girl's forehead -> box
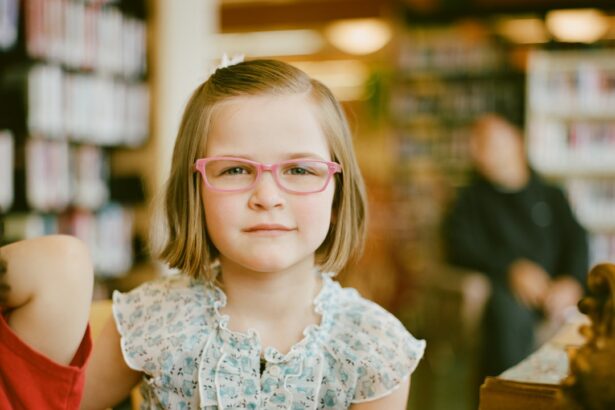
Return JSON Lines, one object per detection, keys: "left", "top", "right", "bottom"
{"left": 205, "top": 94, "right": 332, "bottom": 158}
{"left": 211, "top": 93, "right": 316, "bottom": 124}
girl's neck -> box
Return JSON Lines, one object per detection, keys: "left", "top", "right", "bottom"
{"left": 217, "top": 257, "right": 322, "bottom": 328}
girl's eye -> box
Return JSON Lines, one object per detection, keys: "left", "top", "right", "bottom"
{"left": 287, "top": 166, "right": 313, "bottom": 176}
{"left": 221, "top": 166, "right": 249, "bottom": 176}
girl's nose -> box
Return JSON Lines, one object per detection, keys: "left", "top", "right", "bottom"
{"left": 248, "top": 172, "right": 285, "bottom": 210}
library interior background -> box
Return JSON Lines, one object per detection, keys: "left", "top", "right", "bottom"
{"left": 1, "top": 0, "right": 615, "bottom": 409}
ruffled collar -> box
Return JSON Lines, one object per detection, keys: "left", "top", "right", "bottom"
{"left": 204, "top": 271, "right": 338, "bottom": 364}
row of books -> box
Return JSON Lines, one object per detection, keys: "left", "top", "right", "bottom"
{"left": 25, "top": 138, "right": 109, "bottom": 211}
{"left": 0, "top": 130, "right": 13, "bottom": 211}
{"left": 28, "top": 63, "right": 149, "bottom": 145}
{"left": 24, "top": 0, "right": 147, "bottom": 78}
{"left": 0, "top": 0, "right": 18, "bottom": 51}
{"left": 529, "top": 119, "right": 615, "bottom": 174}
{"left": 3, "top": 205, "right": 134, "bottom": 277}
{"left": 567, "top": 121, "right": 615, "bottom": 145}
{"left": 391, "top": 80, "right": 519, "bottom": 124}
{"left": 568, "top": 179, "right": 615, "bottom": 231}
{"left": 396, "top": 127, "right": 471, "bottom": 169}
{"left": 397, "top": 25, "right": 502, "bottom": 73}
{"left": 527, "top": 51, "right": 615, "bottom": 275}
{"left": 529, "top": 63, "right": 615, "bottom": 115}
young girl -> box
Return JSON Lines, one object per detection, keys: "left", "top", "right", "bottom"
{"left": 83, "top": 58, "right": 425, "bottom": 409}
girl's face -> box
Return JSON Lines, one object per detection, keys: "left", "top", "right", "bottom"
{"left": 201, "top": 93, "right": 336, "bottom": 275}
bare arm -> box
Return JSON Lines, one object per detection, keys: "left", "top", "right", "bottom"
{"left": 81, "top": 316, "right": 142, "bottom": 410}
{"left": 0, "top": 235, "right": 93, "bottom": 365}
{"left": 349, "top": 377, "right": 411, "bottom": 410}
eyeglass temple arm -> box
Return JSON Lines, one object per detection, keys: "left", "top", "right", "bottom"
{"left": 193, "top": 160, "right": 203, "bottom": 173}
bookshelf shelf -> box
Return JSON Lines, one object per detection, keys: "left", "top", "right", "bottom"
{"left": 533, "top": 163, "right": 615, "bottom": 178}
{"left": 527, "top": 50, "right": 615, "bottom": 267}
{"left": 531, "top": 111, "right": 615, "bottom": 120}
{"left": 0, "top": 0, "right": 149, "bottom": 281}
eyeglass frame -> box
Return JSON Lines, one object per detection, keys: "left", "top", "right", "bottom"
{"left": 193, "top": 156, "right": 342, "bottom": 194}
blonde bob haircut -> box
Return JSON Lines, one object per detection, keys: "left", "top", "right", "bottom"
{"left": 157, "top": 59, "right": 367, "bottom": 282}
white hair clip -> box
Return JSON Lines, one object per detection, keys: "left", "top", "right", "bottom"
{"left": 208, "top": 53, "right": 244, "bottom": 77}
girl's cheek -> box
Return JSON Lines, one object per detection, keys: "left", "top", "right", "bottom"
{"left": 204, "top": 194, "right": 235, "bottom": 210}
{"left": 298, "top": 198, "right": 334, "bottom": 224}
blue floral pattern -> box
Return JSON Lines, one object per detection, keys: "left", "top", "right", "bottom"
{"left": 113, "top": 273, "right": 425, "bottom": 409}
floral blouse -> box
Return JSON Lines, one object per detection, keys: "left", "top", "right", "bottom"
{"left": 112, "top": 273, "right": 425, "bottom": 409}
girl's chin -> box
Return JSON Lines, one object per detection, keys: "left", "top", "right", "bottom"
{"left": 242, "top": 261, "right": 301, "bottom": 274}
{"left": 227, "top": 255, "right": 313, "bottom": 274}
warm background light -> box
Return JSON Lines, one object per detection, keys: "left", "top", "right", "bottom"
{"left": 325, "top": 18, "right": 392, "bottom": 55}
{"left": 291, "top": 59, "right": 369, "bottom": 101}
{"left": 494, "top": 17, "right": 549, "bottom": 44}
{"left": 207, "top": 29, "right": 324, "bottom": 58}
{"left": 546, "top": 8, "right": 610, "bottom": 43}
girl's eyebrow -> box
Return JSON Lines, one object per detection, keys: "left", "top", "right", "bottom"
{"left": 210, "top": 154, "right": 251, "bottom": 159}
{"left": 211, "top": 153, "right": 329, "bottom": 161}
{"left": 286, "top": 152, "right": 328, "bottom": 161}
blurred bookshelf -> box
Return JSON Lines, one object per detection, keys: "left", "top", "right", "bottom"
{"left": 389, "top": 21, "right": 525, "bottom": 410}
{"left": 0, "top": 0, "right": 149, "bottom": 293}
{"left": 527, "top": 49, "right": 615, "bottom": 268}
{"left": 390, "top": 21, "right": 524, "bottom": 288}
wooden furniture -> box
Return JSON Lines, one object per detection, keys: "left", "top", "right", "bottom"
{"left": 479, "top": 315, "right": 586, "bottom": 410}
{"left": 479, "top": 264, "right": 615, "bottom": 410}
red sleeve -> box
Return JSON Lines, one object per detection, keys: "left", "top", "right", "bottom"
{"left": 0, "top": 313, "right": 92, "bottom": 410}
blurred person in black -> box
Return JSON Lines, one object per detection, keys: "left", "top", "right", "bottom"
{"left": 443, "top": 113, "right": 588, "bottom": 377}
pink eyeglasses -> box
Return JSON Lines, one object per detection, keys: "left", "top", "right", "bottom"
{"left": 194, "top": 157, "right": 342, "bottom": 194}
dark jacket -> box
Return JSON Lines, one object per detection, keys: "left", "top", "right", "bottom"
{"left": 443, "top": 171, "right": 588, "bottom": 286}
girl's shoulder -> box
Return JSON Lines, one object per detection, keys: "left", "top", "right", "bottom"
{"left": 323, "top": 277, "right": 412, "bottom": 339}
{"left": 113, "top": 274, "right": 219, "bottom": 309}
{"left": 319, "top": 276, "right": 425, "bottom": 356}
{"left": 320, "top": 277, "right": 426, "bottom": 402}
{"left": 111, "top": 275, "right": 219, "bottom": 373}
{"left": 111, "top": 274, "right": 218, "bottom": 339}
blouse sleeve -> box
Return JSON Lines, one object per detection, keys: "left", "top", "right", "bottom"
{"left": 351, "top": 311, "right": 426, "bottom": 403}
{"left": 112, "top": 275, "right": 202, "bottom": 375}
{"left": 112, "top": 280, "right": 161, "bottom": 373}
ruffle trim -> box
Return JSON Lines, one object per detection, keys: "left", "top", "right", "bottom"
{"left": 351, "top": 335, "right": 426, "bottom": 403}
{"left": 210, "top": 271, "right": 337, "bottom": 364}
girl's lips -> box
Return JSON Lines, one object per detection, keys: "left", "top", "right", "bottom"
{"left": 244, "top": 224, "right": 294, "bottom": 235}
{"left": 245, "top": 224, "right": 292, "bottom": 232}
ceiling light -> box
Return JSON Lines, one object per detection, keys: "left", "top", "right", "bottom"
{"left": 546, "top": 8, "right": 610, "bottom": 43}
{"left": 325, "top": 18, "right": 392, "bottom": 55}
{"left": 495, "top": 17, "right": 549, "bottom": 44}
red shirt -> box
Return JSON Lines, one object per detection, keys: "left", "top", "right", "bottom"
{"left": 0, "top": 313, "right": 92, "bottom": 409}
